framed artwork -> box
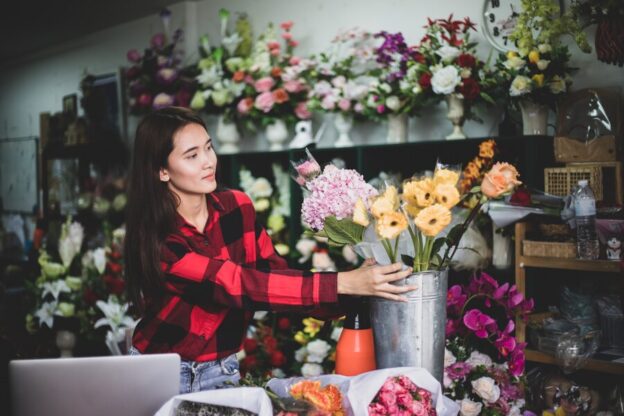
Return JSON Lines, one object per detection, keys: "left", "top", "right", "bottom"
{"left": 63, "top": 94, "right": 78, "bottom": 120}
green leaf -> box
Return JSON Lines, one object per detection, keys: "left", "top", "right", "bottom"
{"left": 401, "top": 254, "right": 415, "bottom": 267}
{"left": 470, "top": 186, "right": 481, "bottom": 193}
{"left": 445, "top": 223, "right": 465, "bottom": 247}
{"left": 431, "top": 237, "right": 447, "bottom": 256}
{"left": 323, "top": 216, "right": 365, "bottom": 246}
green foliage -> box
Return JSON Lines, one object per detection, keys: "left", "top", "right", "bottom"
{"left": 323, "top": 216, "right": 365, "bottom": 247}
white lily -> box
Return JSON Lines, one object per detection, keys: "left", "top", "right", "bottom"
{"left": 93, "top": 247, "right": 107, "bottom": 274}
{"left": 34, "top": 301, "right": 58, "bottom": 328}
{"left": 41, "top": 279, "right": 71, "bottom": 300}
{"left": 95, "top": 296, "right": 136, "bottom": 333}
{"left": 222, "top": 32, "right": 242, "bottom": 56}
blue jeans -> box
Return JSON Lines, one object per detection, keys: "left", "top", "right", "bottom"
{"left": 129, "top": 347, "right": 240, "bottom": 394}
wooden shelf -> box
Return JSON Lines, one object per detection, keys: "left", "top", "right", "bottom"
{"left": 519, "top": 256, "right": 622, "bottom": 273}
{"left": 525, "top": 349, "right": 624, "bottom": 375}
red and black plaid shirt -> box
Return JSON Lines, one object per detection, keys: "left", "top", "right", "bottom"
{"left": 132, "top": 189, "right": 339, "bottom": 361}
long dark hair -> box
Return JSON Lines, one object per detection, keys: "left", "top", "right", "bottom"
{"left": 125, "top": 107, "right": 208, "bottom": 314}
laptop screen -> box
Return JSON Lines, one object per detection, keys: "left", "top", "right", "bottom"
{"left": 10, "top": 353, "right": 180, "bottom": 416}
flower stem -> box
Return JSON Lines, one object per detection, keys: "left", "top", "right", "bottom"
{"left": 439, "top": 198, "right": 484, "bottom": 270}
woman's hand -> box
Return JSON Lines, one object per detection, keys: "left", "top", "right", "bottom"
{"left": 337, "top": 260, "right": 416, "bottom": 301}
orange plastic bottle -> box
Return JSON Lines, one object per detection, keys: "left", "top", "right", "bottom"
{"left": 335, "top": 298, "right": 376, "bottom": 376}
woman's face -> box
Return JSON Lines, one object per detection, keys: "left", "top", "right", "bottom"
{"left": 159, "top": 122, "right": 218, "bottom": 198}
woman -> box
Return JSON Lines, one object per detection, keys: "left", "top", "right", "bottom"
{"left": 125, "top": 107, "right": 414, "bottom": 393}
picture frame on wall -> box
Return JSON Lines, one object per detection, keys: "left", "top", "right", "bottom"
{"left": 62, "top": 94, "right": 78, "bottom": 120}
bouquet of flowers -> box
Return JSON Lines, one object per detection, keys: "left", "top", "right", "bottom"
{"left": 292, "top": 316, "right": 343, "bottom": 377}
{"left": 190, "top": 9, "right": 253, "bottom": 121}
{"left": 307, "top": 28, "right": 379, "bottom": 118}
{"left": 445, "top": 272, "right": 535, "bottom": 416}
{"left": 368, "top": 375, "right": 437, "bottom": 416}
{"left": 494, "top": 0, "right": 590, "bottom": 108}
{"left": 240, "top": 313, "right": 293, "bottom": 379}
{"left": 234, "top": 20, "right": 313, "bottom": 130}
{"left": 124, "top": 9, "right": 195, "bottom": 114}
{"left": 414, "top": 15, "right": 495, "bottom": 114}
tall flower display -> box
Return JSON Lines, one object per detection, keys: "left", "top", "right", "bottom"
{"left": 124, "top": 9, "right": 195, "bottom": 114}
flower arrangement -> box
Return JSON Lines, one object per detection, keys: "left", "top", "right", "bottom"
{"left": 285, "top": 380, "right": 346, "bottom": 415}
{"left": 292, "top": 317, "right": 343, "bottom": 377}
{"left": 125, "top": 9, "right": 195, "bottom": 114}
{"left": 368, "top": 375, "right": 437, "bottom": 416}
{"left": 234, "top": 20, "right": 313, "bottom": 130}
{"left": 307, "top": 28, "right": 379, "bottom": 117}
{"left": 444, "top": 272, "right": 535, "bottom": 416}
{"left": 190, "top": 9, "right": 252, "bottom": 121}
{"left": 415, "top": 16, "right": 495, "bottom": 112}
{"left": 494, "top": 0, "right": 590, "bottom": 108}
{"left": 240, "top": 313, "right": 293, "bottom": 379}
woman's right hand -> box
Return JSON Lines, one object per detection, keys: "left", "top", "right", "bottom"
{"left": 336, "top": 260, "right": 416, "bottom": 301}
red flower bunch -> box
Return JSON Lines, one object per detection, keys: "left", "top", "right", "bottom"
{"left": 368, "top": 375, "right": 437, "bottom": 416}
{"left": 241, "top": 315, "right": 293, "bottom": 378}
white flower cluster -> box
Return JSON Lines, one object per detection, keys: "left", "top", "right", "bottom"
{"left": 295, "top": 338, "right": 338, "bottom": 377}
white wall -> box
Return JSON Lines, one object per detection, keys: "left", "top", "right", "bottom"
{"left": 1, "top": 0, "right": 622, "bottom": 148}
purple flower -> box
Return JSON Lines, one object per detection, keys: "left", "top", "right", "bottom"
{"left": 447, "top": 284, "right": 467, "bottom": 308}
{"left": 507, "top": 285, "right": 525, "bottom": 309}
{"left": 446, "top": 318, "right": 459, "bottom": 337}
{"left": 492, "top": 282, "right": 509, "bottom": 300}
{"left": 156, "top": 67, "right": 178, "bottom": 85}
{"left": 463, "top": 309, "right": 496, "bottom": 338}
{"left": 494, "top": 333, "right": 516, "bottom": 357}
{"left": 127, "top": 49, "right": 141, "bottom": 63}
{"left": 151, "top": 33, "right": 166, "bottom": 49}
{"left": 508, "top": 346, "right": 525, "bottom": 376}
{"left": 446, "top": 361, "right": 472, "bottom": 380}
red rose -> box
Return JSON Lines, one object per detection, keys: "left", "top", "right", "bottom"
{"left": 241, "top": 355, "right": 257, "bottom": 370}
{"left": 269, "top": 350, "right": 286, "bottom": 367}
{"left": 459, "top": 78, "right": 480, "bottom": 101}
{"left": 419, "top": 73, "right": 432, "bottom": 89}
{"left": 457, "top": 53, "right": 476, "bottom": 68}
{"left": 176, "top": 89, "right": 192, "bottom": 108}
{"left": 263, "top": 336, "right": 278, "bottom": 352}
{"left": 277, "top": 317, "right": 291, "bottom": 330}
{"left": 83, "top": 288, "right": 99, "bottom": 306}
{"left": 107, "top": 261, "right": 122, "bottom": 274}
{"left": 109, "top": 250, "right": 122, "bottom": 260}
{"left": 243, "top": 337, "right": 258, "bottom": 353}
{"left": 103, "top": 275, "right": 126, "bottom": 295}
{"left": 510, "top": 187, "right": 531, "bottom": 207}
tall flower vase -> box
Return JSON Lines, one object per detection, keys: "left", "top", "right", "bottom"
{"left": 334, "top": 113, "right": 354, "bottom": 147}
{"left": 56, "top": 330, "right": 76, "bottom": 358}
{"left": 265, "top": 119, "right": 289, "bottom": 151}
{"left": 216, "top": 115, "right": 241, "bottom": 154}
{"left": 386, "top": 113, "right": 408, "bottom": 143}
{"left": 370, "top": 269, "right": 448, "bottom": 384}
{"left": 335, "top": 297, "right": 376, "bottom": 376}
{"left": 519, "top": 99, "right": 549, "bottom": 135}
{"left": 492, "top": 225, "right": 513, "bottom": 269}
{"left": 445, "top": 94, "right": 466, "bottom": 140}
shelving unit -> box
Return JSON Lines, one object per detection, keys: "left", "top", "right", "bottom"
{"left": 514, "top": 221, "right": 624, "bottom": 375}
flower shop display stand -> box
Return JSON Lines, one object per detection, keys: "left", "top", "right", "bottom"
{"left": 514, "top": 221, "right": 624, "bottom": 376}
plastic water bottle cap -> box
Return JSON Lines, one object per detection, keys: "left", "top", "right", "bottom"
{"left": 578, "top": 179, "right": 588, "bottom": 187}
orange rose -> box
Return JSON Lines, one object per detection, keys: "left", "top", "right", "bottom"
{"left": 271, "top": 67, "right": 282, "bottom": 78}
{"left": 481, "top": 162, "right": 521, "bottom": 198}
{"left": 272, "top": 88, "right": 289, "bottom": 104}
{"left": 232, "top": 70, "right": 246, "bottom": 82}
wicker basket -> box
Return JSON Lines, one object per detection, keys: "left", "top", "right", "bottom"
{"left": 523, "top": 240, "right": 577, "bottom": 258}
{"left": 544, "top": 166, "right": 603, "bottom": 201}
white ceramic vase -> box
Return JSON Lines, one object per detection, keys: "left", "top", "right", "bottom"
{"left": 445, "top": 94, "right": 466, "bottom": 140}
{"left": 386, "top": 113, "right": 408, "bottom": 143}
{"left": 519, "top": 99, "right": 549, "bottom": 135}
{"left": 492, "top": 225, "right": 513, "bottom": 269}
{"left": 334, "top": 113, "right": 354, "bottom": 147}
{"left": 265, "top": 119, "right": 289, "bottom": 151}
{"left": 216, "top": 115, "right": 240, "bottom": 154}
{"left": 56, "top": 330, "right": 76, "bottom": 358}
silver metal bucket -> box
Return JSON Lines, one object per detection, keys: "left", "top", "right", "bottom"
{"left": 370, "top": 269, "right": 448, "bottom": 383}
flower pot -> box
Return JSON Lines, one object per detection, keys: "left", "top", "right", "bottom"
{"left": 216, "top": 115, "right": 240, "bottom": 154}
{"left": 492, "top": 225, "right": 513, "bottom": 269}
{"left": 386, "top": 113, "right": 408, "bottom": 143}
{"left": 265, "top": 119, "right": 289, "bottom": 151}
{"left": 445, "top": 94, "right": 466, "bottom": 140}
{"left": 370, "top": 269, "right": 448, "bottom": 383}
{"left": 335, "top": 298, "right": 376, "bottom": 376}
{"left": 333, "top": 113, "right": 354, "bottom": 147}
{"left": 56, "top": 330, "right": 76, "bottom": 358}
{"left": 519, "top": 99, "right": 549, "bottom": 135}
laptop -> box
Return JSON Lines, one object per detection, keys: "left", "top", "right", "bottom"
{"left": 10, "top": 353, "right": 180, "bottom": 416}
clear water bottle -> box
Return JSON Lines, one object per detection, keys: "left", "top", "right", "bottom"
{"left": 574, "top": 180, "right": 599, "bottom": 260}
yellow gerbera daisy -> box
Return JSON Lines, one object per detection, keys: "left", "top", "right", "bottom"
{"left": 371, "top": 186, "right": 399, "bottom": 218}
{"left": 414, "top": 204, "right": 452, "bottom": 237}
{"left": 402, "top": 178, "right": 434, "bottom": 208}
{"left": 433, "top": 169, "right": 460, "bottom": 187}
{"left": 433, "top": 183, "right": 461, "bottom": 209}
{"left": 404, "top": 203, "right": 421, "bottom": 219}
{"left": 303, "top": 317, "right": 324, "bottom": 336}
{"left": 352, "top": 198, "right": 370, "bottom": 227}
{"left": 376, "top": 211, "right": 408, "bottom": 240}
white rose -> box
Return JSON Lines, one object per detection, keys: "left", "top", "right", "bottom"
{"left": 549, "top": 75, "right": 567, "bottom": 94}
{"left": 301, "top": 363, "right": 323, "bottom": 377}
{"left": 385, "top": 96, "right": 401, "bottom": 111}
{"left": 458, "top": 398, "right": 483, "bottom": 416}
{"left": 538, "top": 43, "right": 552, "bottom": 53}
{"left": 460, "top": 68, "right": 472, "bottom": 79}
{"left": 250, "top": 177, "right": 273, "bottom": 198}
{"left": 312, "top": 251, "right": 336, "bottom": 271}
{"left": 445, "top": 348, "right": 457, "bottom": 367}
{"left": 503, "top": 56, "right": 526, "bottom": 70}
{"left": 294, "top": 346, "right": 308, "bottom": 362}
{"left": 412, "top": 85, "right": 423, "bottom": 95}
{"left": 431, "top": 65, "right": 461, "bottom": 95}
{"left": 537, "top": 59, "right": 550, "bottom": 70}
{"left": 466, "top": 351, "right": 493, "bottom": 367}
{"left": 379, "top": 83, "right": 392, "bottom": 94}
{"left": 306, "top": 339, "right": 331, "bottom": 361}
{"left": 510, "top": 75, "right": 532, "bottom": 96}
{"left": 471, "top": 377, "right": 501, "bottom": 403}
{"left": 331, "top": 326, "right": 343, "bottom": 342}
{"left": 436, "top": 45, "right": 461, "bottom": 62}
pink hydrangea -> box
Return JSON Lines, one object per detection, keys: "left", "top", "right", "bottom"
{"left": 301, "top": 165, "right": 378, "bottom": 231}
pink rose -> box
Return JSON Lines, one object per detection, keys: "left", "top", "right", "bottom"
{"left": 376, "top": 104, "right": 386, "bottom": 114}
{"left": 481, "top": 162, "right": 522, "bottom": 198}
{"left": 270, "top": 49, "right": 281, "bottom": 56}
{"left": 284, "top": 80, "right": 303, "bottom": 93}
{"left": 411, "top": 401, "right": 427, "bottom": 416}
{"left": 126, "top": 49, "right": 141, "bottom": 63}
{"left": 267, "top": 41, "right": 281, "bottom": 51}
{"left": 282, "top": 32, "right": 293, "bottom": 41}
{"left": 354, "top": 102, "right": 364, "bottom": 113}
{"left": 338, "top": 99, "right": 351, "bottom": 112}
{"left": 396, "top": 392, "right": 414, "bottom": 408}
{"left": 295, "top": 102, "right": 312, "bottom": 119}
{"left": 244, "top": 75, "right": 255, "bottom": 85}
{"left": 254, "top": 77, "right": 275, "bottom": 93}
{"left": 289, "top": 56, "right": 301, "bottom": 65}
{"left": 379, "top": 390, "right": 397, "bottom": 407}
{"left": 254, "top": 92, "right": 275, "bottom": 113}
{"left": 237, "top": 97, "right": 254, "bottom": 114}
{"left": 280, "top": 21, "right": 293, "bottom": 31}
{"left": 321, "top": 95, "right": 337, "bottom": 110}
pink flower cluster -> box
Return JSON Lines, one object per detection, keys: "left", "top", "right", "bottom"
{"left": 301, "top": 165, "right": 378, "bottom": 231}
{"left": 368, "top": 375, "right": 437, "bottom": 416}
